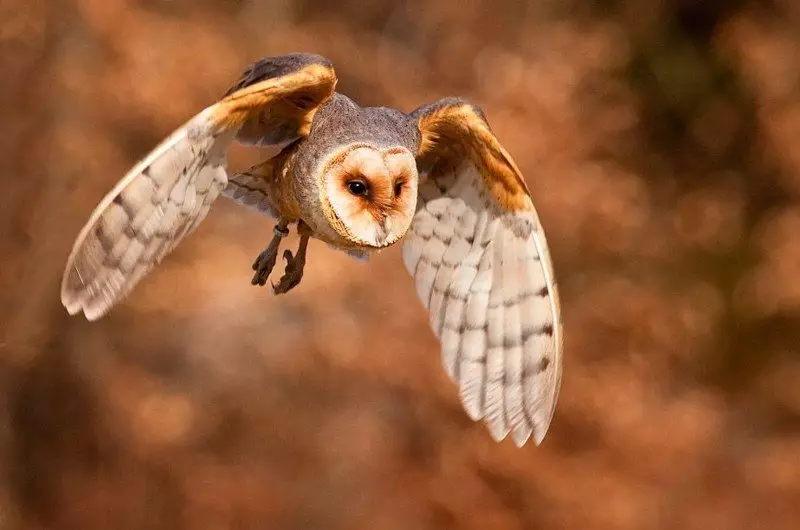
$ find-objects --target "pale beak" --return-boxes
[373,216,394,247]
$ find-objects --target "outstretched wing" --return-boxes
[61,54,337,320]
[402,98,562,446]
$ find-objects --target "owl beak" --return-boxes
[372,216,394,247]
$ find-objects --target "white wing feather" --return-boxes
[61,54,339,320]
[402,163,562,446]
[61,108,233,320]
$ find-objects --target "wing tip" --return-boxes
[487,421,510,444]
[512,423,532,447]
[60,260,83,315]
[61,297,110,322]
[531,423,550,447]
[501,420,552,447]
[61,288,104,322]
[458,385,558,447]
[61,249,114,322]
[463,400,484,422]
[481,412,555,447]
[63,301,82,317]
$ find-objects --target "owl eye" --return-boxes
[346,180,369,197]
[394,181,404,197]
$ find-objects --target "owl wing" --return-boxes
[402,98,563,446]
[61,54,337,321]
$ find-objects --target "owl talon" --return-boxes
[272,235,309,295]
[251,220,289,286]
[251,248,278,286]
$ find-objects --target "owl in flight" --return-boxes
[61,53,562,446]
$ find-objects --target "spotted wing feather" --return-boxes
[61,54,337,320]
[403,99,562,446]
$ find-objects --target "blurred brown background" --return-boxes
[1,0,799,528]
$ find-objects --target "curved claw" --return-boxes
[272,238,308,295]
[251,238,284,286]
[250,220,290,286]
[251,249,277,285]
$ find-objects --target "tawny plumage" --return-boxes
[61,53,563,446]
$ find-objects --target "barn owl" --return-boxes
[60,53,562,446]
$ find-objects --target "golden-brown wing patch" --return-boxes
[414,99,532,211]
[214,58,337,145]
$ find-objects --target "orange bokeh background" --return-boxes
[1,1,798,528]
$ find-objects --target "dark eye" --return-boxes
[346,180,369,197]
[394,181,404,197]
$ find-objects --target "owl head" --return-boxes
[322,145,418,248]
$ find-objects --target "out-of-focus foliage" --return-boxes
[1,0,799,528]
